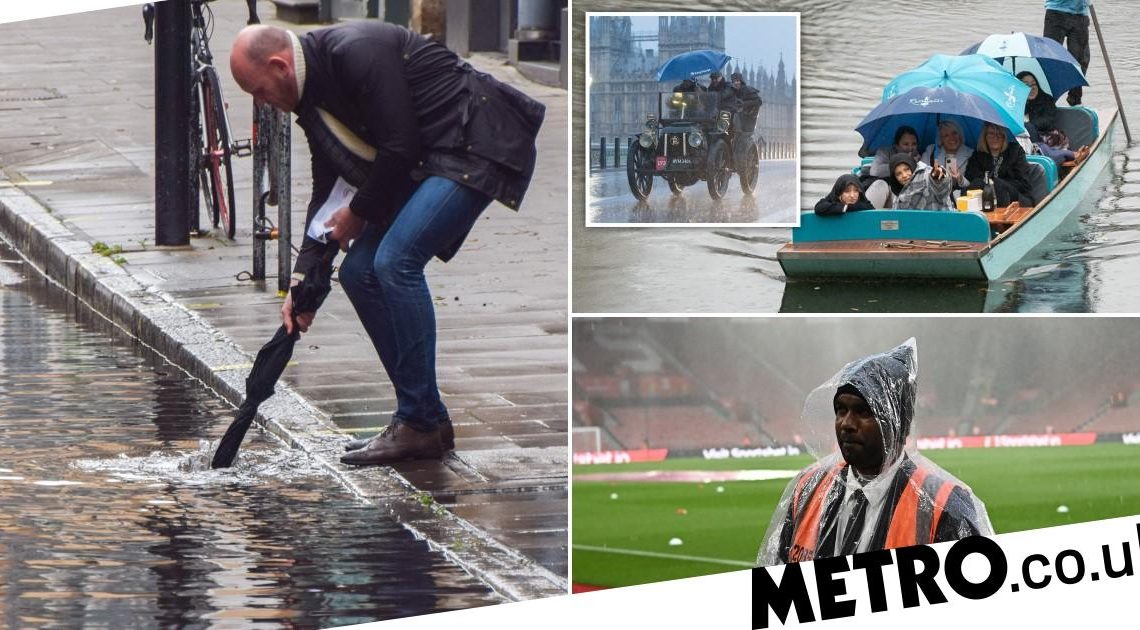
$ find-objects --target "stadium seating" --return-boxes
[607,406,765,450]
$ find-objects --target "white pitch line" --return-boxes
[572,544,755,568]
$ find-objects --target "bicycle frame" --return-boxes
[190,3,243,161]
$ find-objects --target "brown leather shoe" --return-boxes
[339,422,443,466]
[344,418,455,452]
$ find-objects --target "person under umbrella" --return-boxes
[965,122,1039,208]
[1018,70,1090,167]
[211,248,338,469]
[867,153,953,211]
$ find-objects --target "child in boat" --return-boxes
[814,174,874,215]
[867,153,953,210]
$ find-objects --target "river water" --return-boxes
[572,0,1140,313]
[0,246,498,627]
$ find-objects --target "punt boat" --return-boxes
[778,106,1117,280]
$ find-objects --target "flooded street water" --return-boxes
[573,0,1140,312]
[0,245,498,627]
[586,160,798,224]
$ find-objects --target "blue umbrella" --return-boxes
[856,86,1019,153]
[656,49,731,83]
[883,54,1029,134]
[960,32,1088,100]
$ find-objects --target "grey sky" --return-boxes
[626,14,798,77]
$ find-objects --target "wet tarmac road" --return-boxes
[586,159,798,224]
[0,246,500,627]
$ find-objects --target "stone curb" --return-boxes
[0,182,567,601]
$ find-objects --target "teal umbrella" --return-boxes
[883,54,1030,135]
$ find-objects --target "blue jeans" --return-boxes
[338,176,491,432]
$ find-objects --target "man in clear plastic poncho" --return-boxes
[756,339,993,565]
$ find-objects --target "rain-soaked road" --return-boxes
[0,245,499,627]
[586,159,797,224]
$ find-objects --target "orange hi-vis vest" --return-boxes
[786,460,959,563]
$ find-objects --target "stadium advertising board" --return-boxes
[701,445,803,459]
[572,448,670,465]
[916,432,1098,450]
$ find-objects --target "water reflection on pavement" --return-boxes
[0,251,498,628]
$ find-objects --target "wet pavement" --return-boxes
[0,247,501,627]
[0,0,566,601]
[586,160,797,224]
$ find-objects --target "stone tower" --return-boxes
[656,15,725,65]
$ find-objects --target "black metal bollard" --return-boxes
[599,137,607,169]
[613,137,620,168]
[154,0,192,246]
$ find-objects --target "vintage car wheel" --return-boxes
[739,142,760,195]
[706,140,731,200]
[627,142,653,201]
[667,177,685,195]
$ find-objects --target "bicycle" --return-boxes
[144,0,252,240]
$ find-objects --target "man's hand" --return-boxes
[325,206,365,253]
[282,282,315,334]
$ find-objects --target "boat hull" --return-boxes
[779,108,1117,281]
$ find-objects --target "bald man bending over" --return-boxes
[230,23,545,466]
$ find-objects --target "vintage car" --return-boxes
[626,90,760,201]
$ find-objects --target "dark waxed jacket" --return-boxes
[964,141,1037,206]
[814,174,873,216]
[290,21,545,275]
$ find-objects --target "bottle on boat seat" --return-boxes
[982,172,996,212]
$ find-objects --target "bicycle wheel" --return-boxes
[200,66,236,239]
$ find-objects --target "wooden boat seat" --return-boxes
[986,202,1034,233]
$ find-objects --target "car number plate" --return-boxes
[670,158,693,167]
[655,156,667,171]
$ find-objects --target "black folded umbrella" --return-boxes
[211,247,337,468]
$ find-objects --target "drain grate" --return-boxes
[0,87,65,102]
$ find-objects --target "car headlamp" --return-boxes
[717,111,731,133]
[687,130,704,148]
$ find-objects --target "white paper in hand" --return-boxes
[307,177,357,243]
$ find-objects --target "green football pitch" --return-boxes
[571,443,1140,588]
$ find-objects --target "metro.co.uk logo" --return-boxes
[752,523,1140,628]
